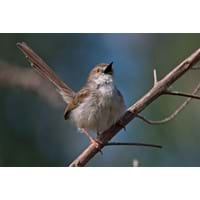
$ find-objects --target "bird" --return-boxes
[17,42,126,148]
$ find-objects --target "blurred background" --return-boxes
[0,33,200,166]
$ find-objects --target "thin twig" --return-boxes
[153,69,158,86]
[105,142,162,148]
[164,90,200,100]
[132,159,140,167]
[191,65,200,70]
[136,82,200,124]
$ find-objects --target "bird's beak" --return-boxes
[104,62,113,75]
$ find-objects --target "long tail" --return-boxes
[17,42,75,103]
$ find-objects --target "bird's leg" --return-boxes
[95,132,104,154]
[80,129,103,152]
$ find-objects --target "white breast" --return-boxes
[70,75,126,134]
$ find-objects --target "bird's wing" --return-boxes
[64,87,90,119]
[17,42,75,104]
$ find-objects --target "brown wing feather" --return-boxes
[64,88,90,119]
[17,42,75,103]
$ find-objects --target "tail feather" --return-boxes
[17,42,75,103]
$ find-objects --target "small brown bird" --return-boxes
[17,42,126,147]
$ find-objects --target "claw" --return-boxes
[80,128,104,154]
[89,138,103,155]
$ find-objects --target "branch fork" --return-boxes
[137,66,200,125]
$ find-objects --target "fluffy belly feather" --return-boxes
[70,86,125,134]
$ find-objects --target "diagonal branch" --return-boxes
[69,48,200,167]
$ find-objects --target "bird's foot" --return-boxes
[89,137,103,155]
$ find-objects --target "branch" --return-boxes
[164,90,200,100]
[105,142,162,149]
[136,82,200,124]
[69,48,200,167]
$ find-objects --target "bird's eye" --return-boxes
[96,68,100,73]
